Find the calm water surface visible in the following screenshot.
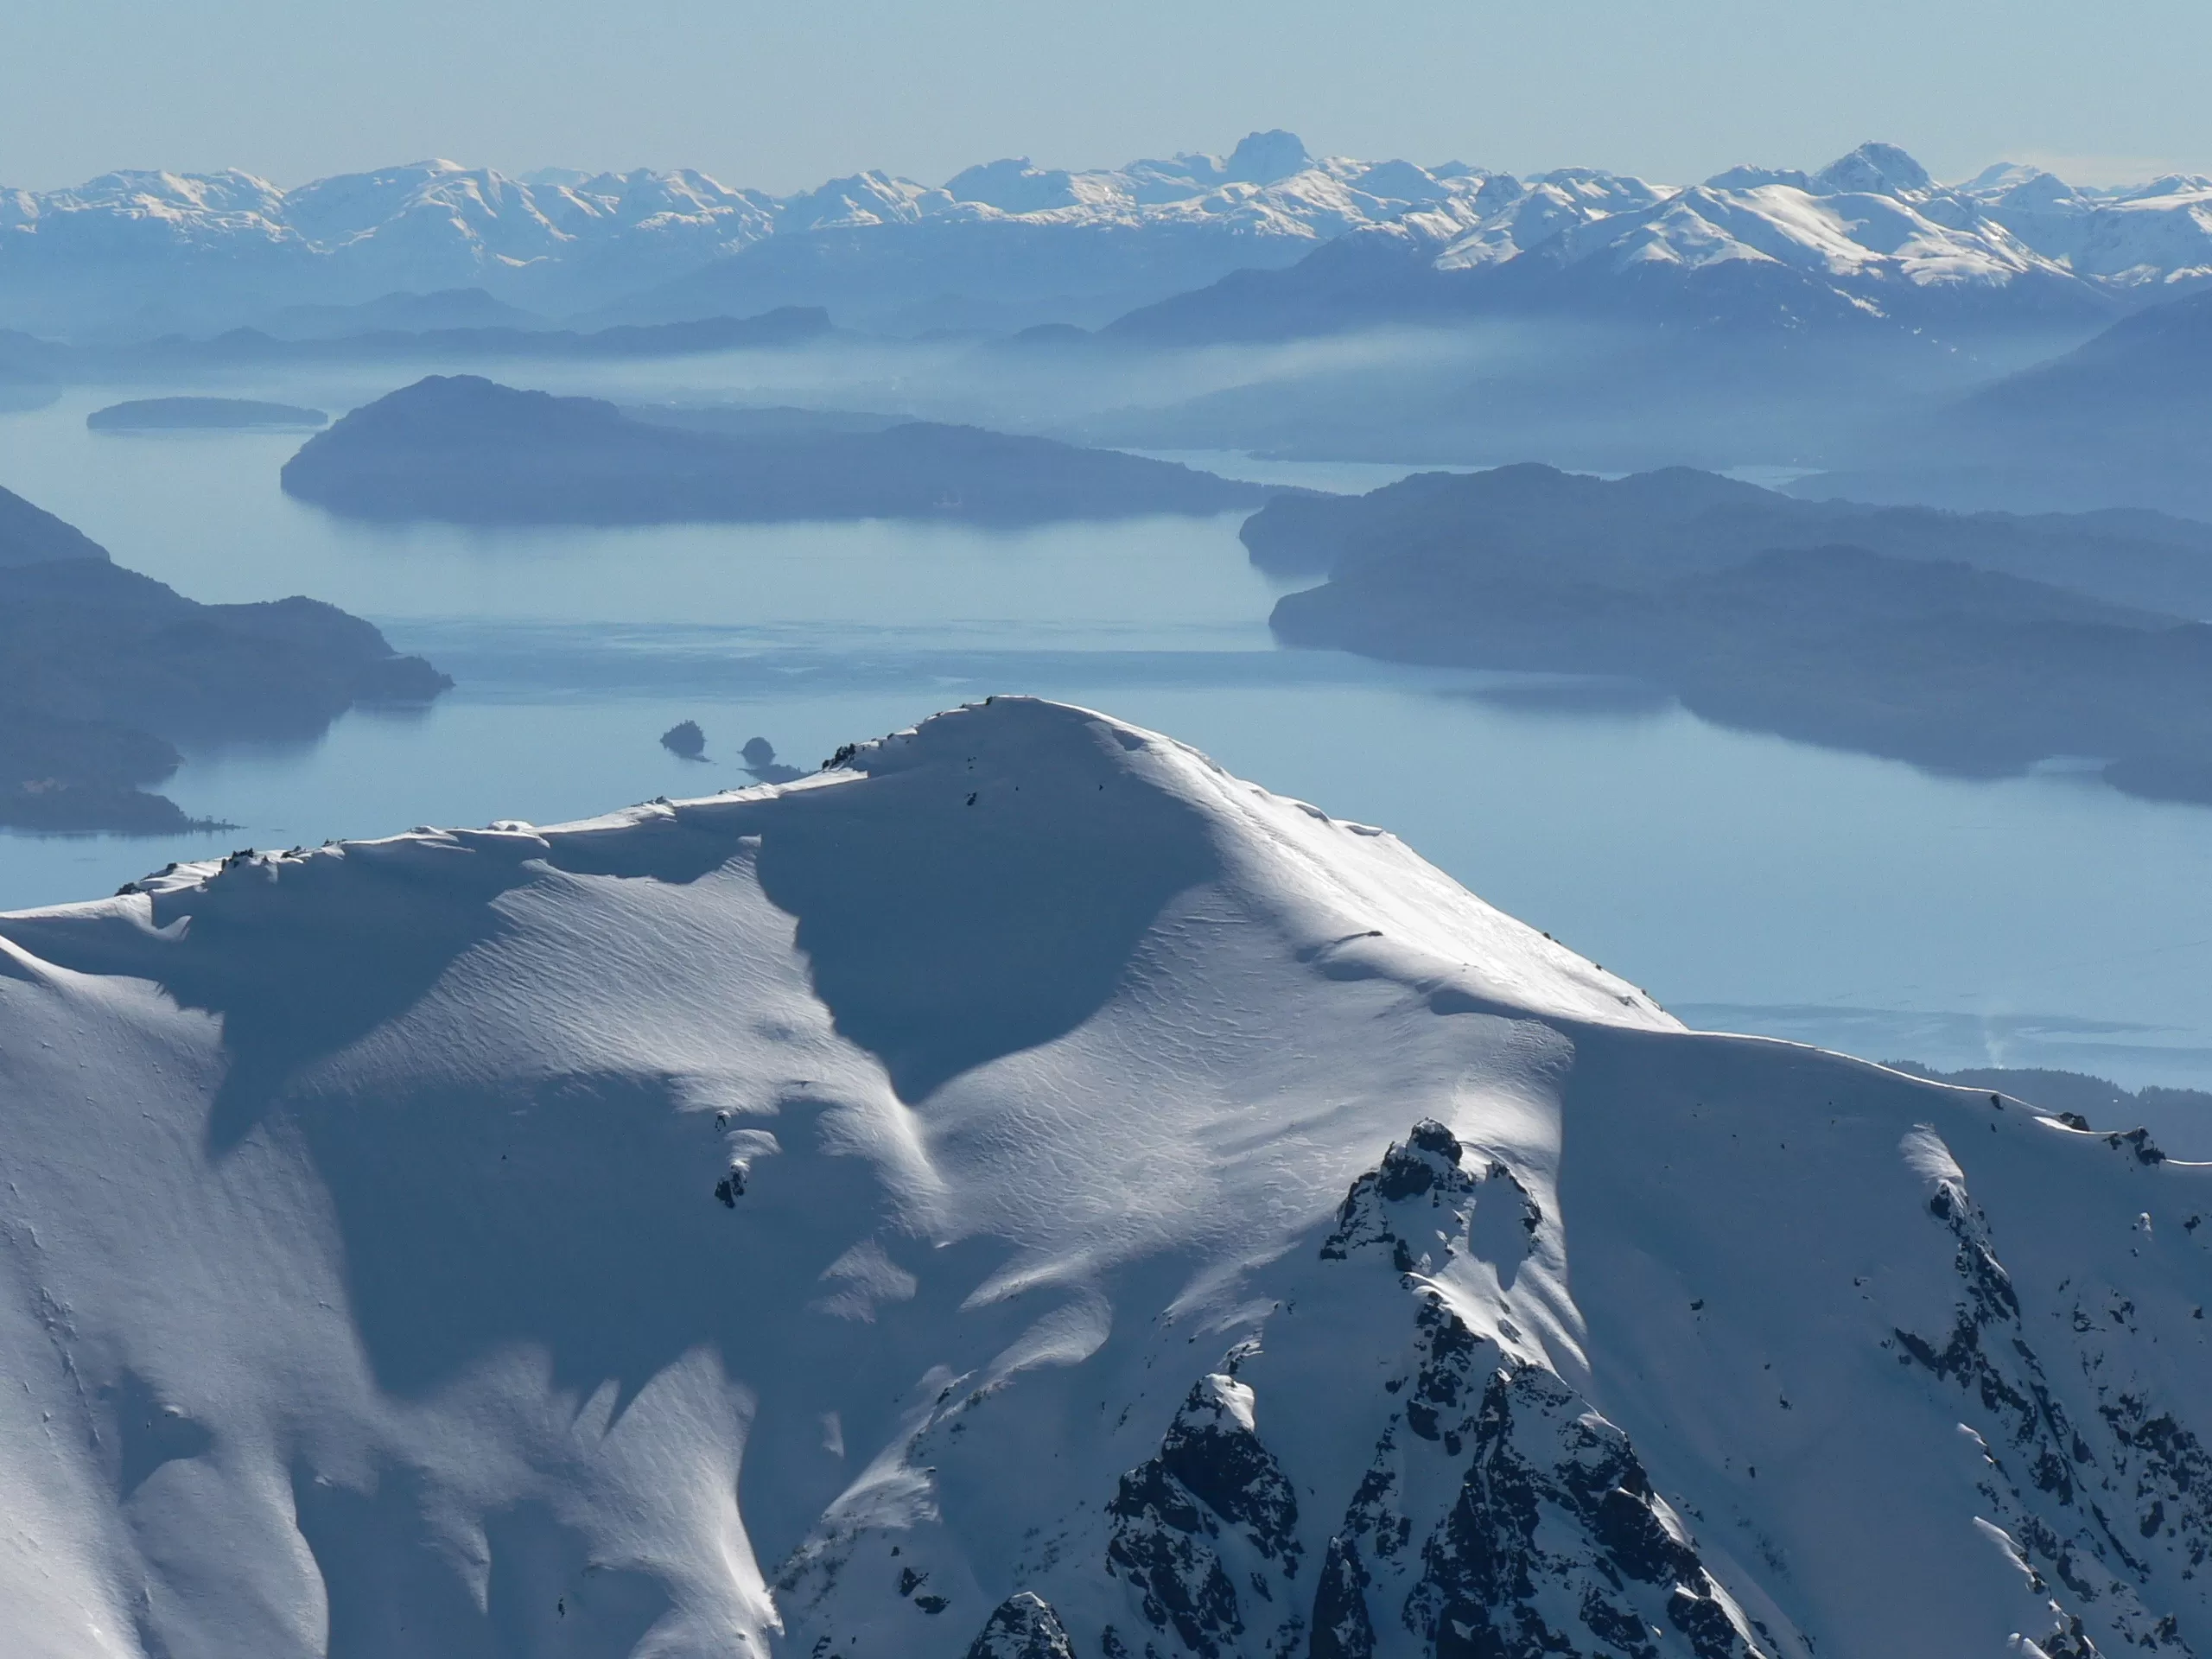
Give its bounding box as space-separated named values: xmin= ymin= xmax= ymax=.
xmin=5 ymin=366 xmax=2212 ymax=1121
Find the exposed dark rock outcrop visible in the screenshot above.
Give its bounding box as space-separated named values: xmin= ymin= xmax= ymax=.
xmin=1307 ymin=1535 xmax=1375 ymax=1659
xmin=1108 ymin=1374 xmax=1302 ymax=1659
xmin=967 ymin=1592 xmax=1081 ymax=1659
xmin=1318 ymin=1126 xmax=1770 ymax=1658
xmin=1321 ymin=1117 xmax=1539 ymax=1284
xmin=1895 ymin=1149 xmax=2200 ymax=1652
xmin=1115 ymin=1124 xmax=1775 ymax=1659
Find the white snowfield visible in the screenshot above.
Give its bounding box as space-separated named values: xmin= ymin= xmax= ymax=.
xmin=1421 ymin=142 xmax=2212 ymax=302
xmin=3 ymin=136 xmax=2207 ymax=319
xmin=1 ymin=698 xmax=2207 ymax=1659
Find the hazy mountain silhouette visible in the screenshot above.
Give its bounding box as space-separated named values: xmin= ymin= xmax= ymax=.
xmin=282 ymin=375 xmax=1278 ymax=526
xmin=0 ymin=487 xmax=448 ymax=832
xmin=1796 ymin=285 xmax=2212 ymax=518
xmin=1259 ymin=464 xmax=2212 ymax=798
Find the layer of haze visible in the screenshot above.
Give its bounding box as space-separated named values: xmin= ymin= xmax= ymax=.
xmin=8 ymin=0 xmax=2211 ymax=192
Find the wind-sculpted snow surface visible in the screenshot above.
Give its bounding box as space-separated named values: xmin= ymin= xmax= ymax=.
xmin=1 ymin=697 xmax=2209 ymax=1659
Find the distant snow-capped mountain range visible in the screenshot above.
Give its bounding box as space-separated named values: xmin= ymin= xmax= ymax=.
xmin=3 ymin=132 xmax=2209 ymax=336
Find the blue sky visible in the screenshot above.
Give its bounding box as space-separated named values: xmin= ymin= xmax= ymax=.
xmin=6 ymin=0 xmax=2209 ymax=191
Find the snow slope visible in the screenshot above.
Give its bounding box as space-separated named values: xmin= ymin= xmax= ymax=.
xmin=0 ymin=135 xmax=1478 ymax=331
xmin=1 ymin=697 xmax=2207 ymax=1659
xmin=1421 ymin=138 xmax=2195 ymax=308
xmin=0 ymin=162 xmax=779 ymax=332
xmin=1113 ymin=142 xmax=2172 ymax=346
xmin=1963 ymin=167 xmax=2212 ymax=292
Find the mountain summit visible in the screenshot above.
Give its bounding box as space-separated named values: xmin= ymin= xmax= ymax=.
xmin=0 ymin=698 xmax=2205 ymax=1658
xmin=1808 ymin=140 xmax=1936 ymax=198
xmin=1220 ymin=129 xmax=1316 ymax=185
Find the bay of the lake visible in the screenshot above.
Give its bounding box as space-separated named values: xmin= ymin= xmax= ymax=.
xmin=7 ymin=365 xmax=2212 ymax=1135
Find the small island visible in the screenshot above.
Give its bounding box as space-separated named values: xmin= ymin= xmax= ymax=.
xmin=279 ymin=374 xmax=1278 ymax=527
xmin=0 ymin=483 xmax=449 ymax=834
xmin=660 ymin=721 xmax=708 ymax=760
xmin=740 ymin=738 xmax=804 ymax=783
xmin=89 ymin=397 xmax=329 ymax=432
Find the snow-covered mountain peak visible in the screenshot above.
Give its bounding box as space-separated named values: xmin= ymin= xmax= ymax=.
xmin=944 ymin=157 xmax=1089 ymax=213
xmin=1961 ymin=160 xmax=2036 ymax=190
xmin=1957 ymin=164 xmax=2212 ymax=284
xmin=1703 ymin=163 xmax=1814 ymax=192
xmin=1974 ymin=167 xmax=2082 ymax=210
xmin=1222 ymin=129 xmax=1316 ymax=186
xmin=778 ymin=169 xmax=947 ymax=231
xmin=783 ymin=696 xmax=1667 ymax=1051
xmin=1421 ymin=144 xmax=2090 ymax=298
xmin=24 ymin=167 xmax=289 ymax=235
xmin=1808 ymin=140 xmax=1936 ymax=199
xmin=4 ymin=697 xmax=2212 ymax=1659
xmin=1708 ymin=145 xmax=1941 ymax=203
xmin=2114 ymin=172 xmax=2212 ymax=200
xmin=1346 ymin=159 xmax=1461 ymax=205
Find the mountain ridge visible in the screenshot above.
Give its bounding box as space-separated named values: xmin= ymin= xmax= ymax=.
xmin=1 ymin=697 xmax=2209 ymax=1658
xmin=1102 ymin=140 xmax=2202 ymax=346
xmin=0 ymin=480 xmax=112 ymax=565
xmin=1786 ymin=284 xmax=2212 ymax=518
xmin=7 ymin=137 xmax=2210 ymax=338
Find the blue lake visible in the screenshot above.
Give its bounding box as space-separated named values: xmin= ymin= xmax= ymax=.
xmin=7 ymin=365 xmax=2212 ymax=1117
